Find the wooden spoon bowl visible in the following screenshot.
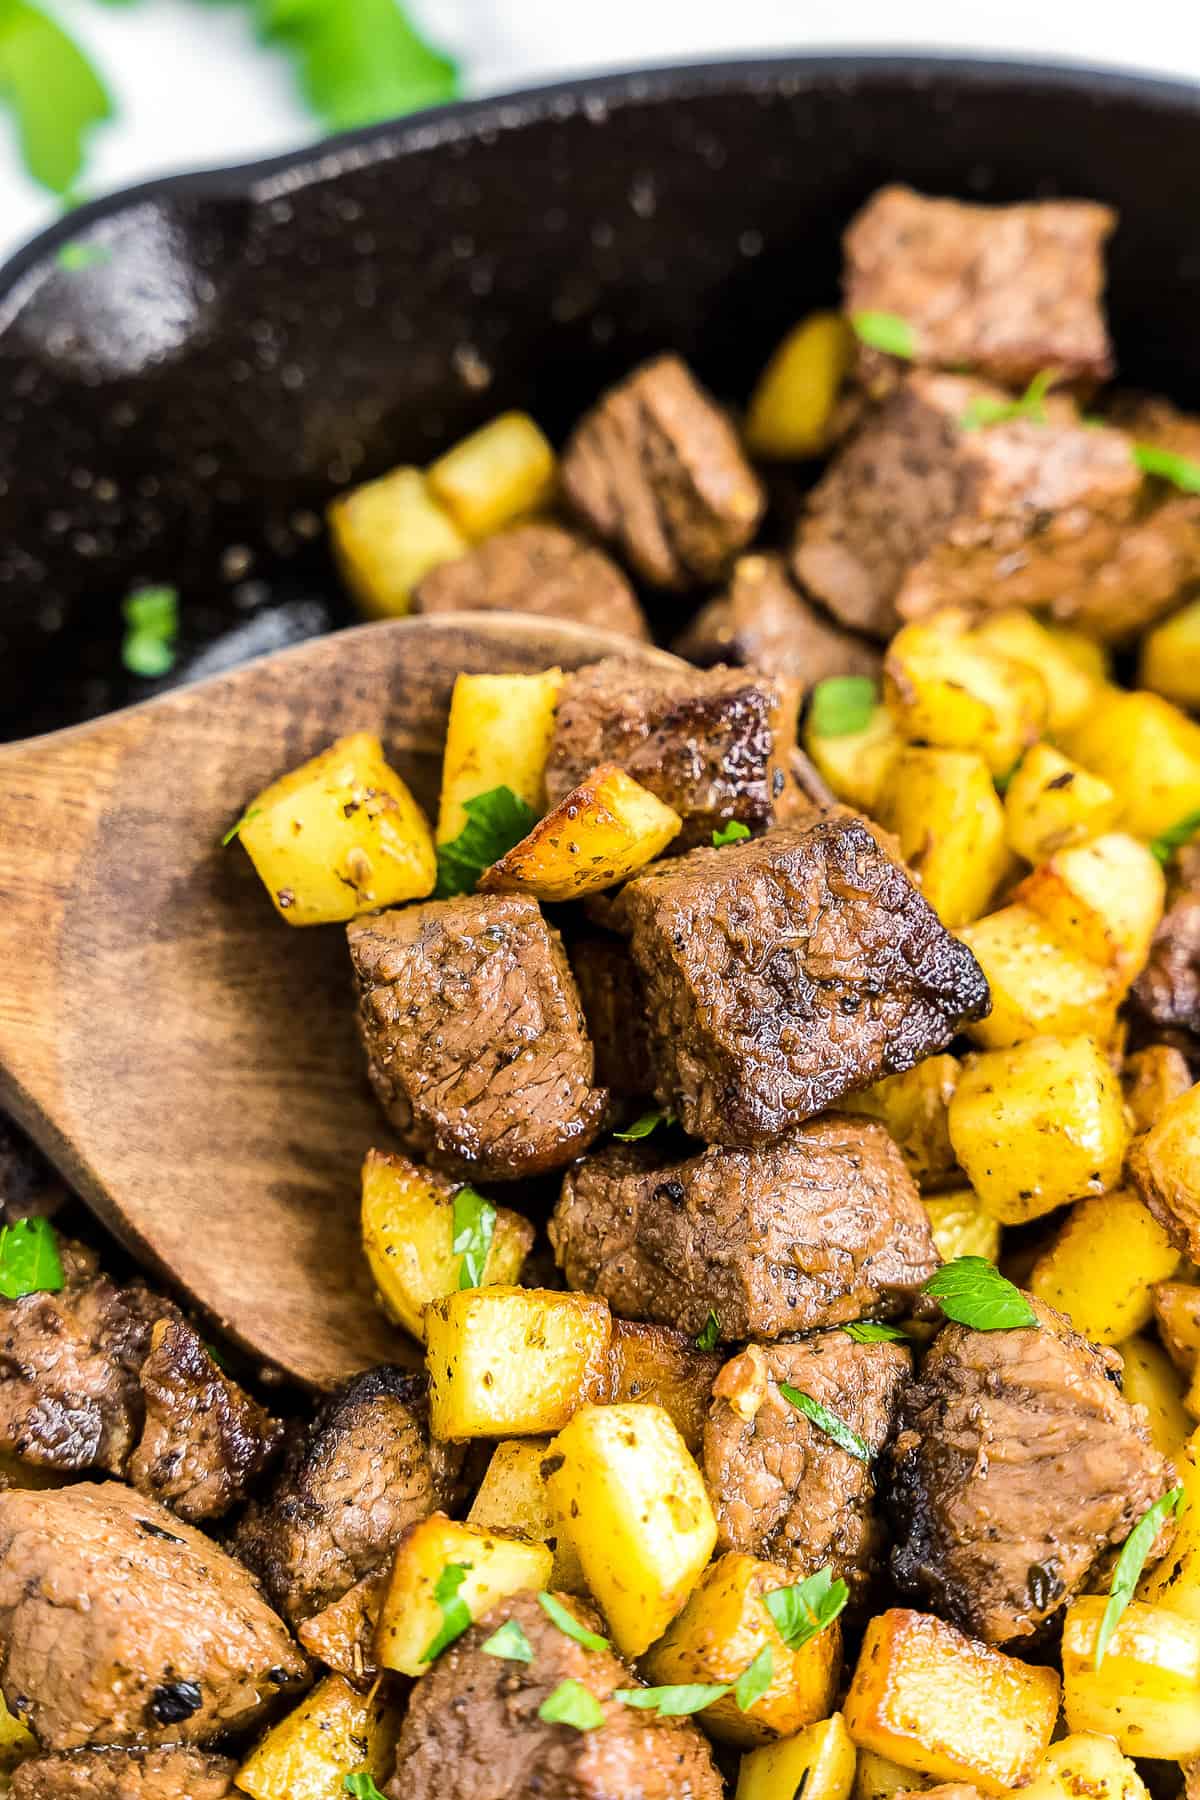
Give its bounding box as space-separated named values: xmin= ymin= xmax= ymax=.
xmin=0 ymin=615 xmax=681 ymax=1388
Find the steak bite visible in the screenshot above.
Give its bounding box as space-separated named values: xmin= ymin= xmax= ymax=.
xmin=609 ymin=818 xmax=989 ymax=1146
xmin=234 ymin=1365 xmax=463 ymax=1625
xmin=0 ymin=1481 xmax=306 ymax=1750
xmin=410 ymin=521 xmax=651 ymax=641
xmin=703 ymin=1333 xmax=910 ymax=1603
xmin=388 ymin=1587 xmax=723 ymax=1800
xmin=844 ymin=186 xmax=1115 ymax=391
xmin=12 ymin=1748 xmax=237 ymax=1799
xmin=348 ymin=894 xmax=607 ymax=1181
xmin=561 ymin=352 xmax=765 ymax=589
xmin=544 ymin=656 xmax=801 ymax=849
xmin=567 ymin=933 xmax=655 ymax=1099
xmin=551 ymin=1117 xmax=939 ymax=1340
xmin=674 ymin=552 xmax=882 ymax=688
xmin=888 ymin=1297 xmax=1176 ymax=1644
xmin=790 ymin=371 xmax=1141 ymax=638
xmin=1132 ymin=843 xmax=1200 ymax=1039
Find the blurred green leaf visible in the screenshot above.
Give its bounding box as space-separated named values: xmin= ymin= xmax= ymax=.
xmin=254 ymin=0 xmax=459 ymax=131
xmin=0 ymin=0 xmax=112 ymax=194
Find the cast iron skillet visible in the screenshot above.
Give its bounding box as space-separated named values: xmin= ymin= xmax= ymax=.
xmin=1 ymin=51 xmax=1199 ymax=739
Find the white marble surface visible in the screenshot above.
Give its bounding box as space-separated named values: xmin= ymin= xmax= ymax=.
xmin=4 ymin=0 xmax=1200 ymax=265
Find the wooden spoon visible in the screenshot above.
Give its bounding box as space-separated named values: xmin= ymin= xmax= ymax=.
xmin=0 ymin=614 xmax=681 ymax=1389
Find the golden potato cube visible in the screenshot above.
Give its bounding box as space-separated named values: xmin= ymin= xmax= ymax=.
xmin=1002 ymin=743 xmax=1119 ymax=863
xmin=803 ymin=697 xmax=900 ymax=814
xmin=436 ymin=668 xmax=562 ymax=844
xmin=1125 ymin=1046 xmax=1195 ymax=1137
xmin=921 ymin=1190 xmax=1001 ymax=1265
xmin=328 ymin=465 xmax=467 ymax=618
xmin=957 ymin=904 xmax=1117 ymax=1050
xmin=1120 ymin=1336 xmax=1193 ymax=1462
xmin=1130 ymin=1083 xmax=1200 ymax=1262
xmin=1043 ymin=623 xmax=1112 ymax=686
xmin=1065 ymin=690 xmax=1200 ymax=840
xmin=466 ymin=1437 xmax=585 ymax=1591
xmin=972 ymin=610 xmax=1100 ymax=736
xmin=736 ymin=1713 xmax=858 ymax=1800
xmin=1029 ymin=1191 xmax=1179 ymax=1344
xmin=360 ymin=1150 xmax=533 ymax=1343
xmin=478 ymin=763 xmax=681 ymax=901
xmin=947 ymin=1035 xmax=1128 ymax=1225
xmin=1139 ymin=1427 xmax=1200 ymax=1618
xmin=545 ymin=1401 xmax=718 ymax=1659
xmin=0 ymin=1689 xmax=35 ymax=1774
xmin=875 ymin=748 xmax=1009 ymax=928
xmin=1017 ymin=1733 xmax=1151 ymax=1800
xmin=884 ymin=621 xmax=1047 ymax=777
xmin=1013 ymin=833 xmax=1165 ymax=990
xmin=374 ymin=1511 xmax=551 ymax=1677
xmin=852 ymin=1749 xmax=926 ymax=1800
xmin=745 ymin=312 xmax=856 ymax=460
xmin=1156 ymin=1283 xmax=1200 ymax=1375
xmin=606 ymin=1319 xmax=724 ymax=1455
xmin=842 ymin=1057 xmax=961 ymax=1191
xmin=643 ymin=1552 xmax=842 ymax=1746
xmin=425 ymin=1286 xmax=611 ymax=1438
xmin=1062 ymin=1596 xmax=1200 ymax=1758
xmin=427 ymin=412 xmax=557 ymax=540
xmin=237 ymin=730 xmax=436 ymax=925
xmin=1140 ymin=598 xmax=1200 ymax=711
xmin=296 ymin=1570 xmax=383 ymax=1684
xmin=236 ymin=1673 xmax=400 ymax=1800
xmin=843 ymin=1608 xmax=1060 ymax=1795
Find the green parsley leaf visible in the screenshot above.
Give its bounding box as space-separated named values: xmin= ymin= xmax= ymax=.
xmin=537 ymin=1677 xmax=605 ymax=1732
xmin=923 ymin=1256 xmax=1037 ymax=1332
xmin=343 ymin=1776 xmax=387 ymax=1800
xmin=613 ymin=1681 xmax=729 ymax=1716
xmin=538 ymin=1591 xmax=609 ymax=1652
xmin=0 ymin=1217 xmax=65 ymax=1300
xmin=841 ymin=1320 xmax=908 ymax=1344
xmin=452 ymin=1185 xmax=496 ymax=1290
xmin=712 ymin=821 xmax=751 ymax=847
xmin=121 ymin=585 xmax=179 ymax=679
xmin=1149 ymin=810 xmax=1200 ymax=867
xmin=734 ymin=1644 xmax=775 ymax=1712
xmin=851 ymin=310 xmax=916 ymax=360
xmin=1134 ymin=443 xmax=1200 ymax=495
xmin=808 ymin=676 xmax=877 ymax=740
xmin=958 ymin=367 xmax=1059 ymax=433
xmin=434 ymin=786 xmax=539 ymax=898
xmin=695 ymin=1309 xmax=721 ymax=1352
xmin=613 ymin=1109 xmax=673 ymax=1143
xmin=763 ymin=1566 xmax=849 ymax=1651
xmin=1095 ymin=1486 xmax=1186 ymax=1669
xmin=481 ymin=1617 xmax=534 ymax=1663
xmin=0 ymin=1 xmax=111 ymax=196
xmin=253 ymin=0 xmax=459 ymax=133
xmin=221 ymin=806 xmax=263 ymax=848
xmin=779 ymin=1384 xmax=870 ymax=1463
xmin=419 ymin=1561 xmax=473 ymax=1663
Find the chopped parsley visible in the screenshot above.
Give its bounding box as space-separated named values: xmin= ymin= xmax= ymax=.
xmin=452 ymin=1186 xmax=495 ymax=1290
xmin=712 ymin=821 xmax=751 ymax=847
xmin=779 ymin=1384 xmax=870 ymax=1463
xmin=0 ymin=1 xmax=111 ymax=196
xmin=613 ymin=1109 xmax=673 ymax=1143
xmin=613 ymin=1681 xmax=729 ymax=1716
xmin=808 ymin=676 xmax=877 ymax=739
xmin=851 ymin=310 xmax=916 ymax=360
xmin=1134 ymin=443 xmax=1200 ymax=494
xmin=958 ymin=367 xmax=1059 ymax=432
xmin=733 ymin=1644 xmax=775 ymax=1712
xmin=434 ymin=786 xmax=538 ymax=898
xmin=537 ymin=1678 xmax=605 ymax=1731
xmin=419 ymin=1561 xmax=473 ymax=1664
xmin=481 ymin=1617 xmax=533 ymax=1663
xmin=256 ymin=0 xmax=459 ymax=133
xmin=0 ymin=1216 xmax=65 ymax=1300
xmin=221 ymin=806 xmax=263 ymax=848
xmin=695 ymin=1309 xmax=721 ymax=1352
xmin=1149 ymin=810 xmax=1200 ymax=867
xmin=538 ymin=1591 xmax=609 ymax=1652
xmin=763 ymin=1566 xmax=849 ymax=1651
xmin=343 ymin=1776 xmax=387 ymax=1800
xmin=923 ymin=1257 xmax=1037 ymax=1331
xmin=1095 ymin=1486 xmax=1186 ymax=1668
xmin=121 ymin=585 xmax=179 ymax=679
xmin=841 ymin=1320 xmax=908 ymax=1344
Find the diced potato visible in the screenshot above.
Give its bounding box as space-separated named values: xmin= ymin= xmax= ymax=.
xmin=606 ymin=1320 xmax=724 ymax=1454
xmin=374 ymin=1511 xmax=551 ymax=1677
xmin=957 ymin=904 xmax=1117 ymax=1050
xmin=425 ymin=1287 xmax=611 ymax=1438
xmin=1156 ymin=1283 xmax=1200 ymax=1375
xmin=328 ymin=465 xmax=467 ymax=618
xmin=478 ymin=763 xmax=681 ymax=901
xmin=1002 ymin=743 xmax=1119 ymax=863
xmin=875 ymin=748 xmax=1009 ymax=928
xmin=1140 ymin=598 xmax=1200 ymax=711
xmin=545 ymin=1401 xmax=717 ymax=1659
xmin=436 ymin=668 xmax=563 ymax=843
xmin=1029 ymin=1191 xmax=1179 ymax=1343
xmin=427 ymin=411 xmax=557 ymax=540
xmin=745 ymin=312 xmax=856 ymax=460
xmin=1124 ymin=1046 xmax=1194 ymax=1136
xmin=1120 ymin=1336 xmax=1193 ymax=1461
xmin=296 ymin=1570 xmax=383 ymax=1684
xmin=1130 ymin=1084 xmax=1200 ymax=1262
xmin=1015 ymin=1733 xmax=1151 ymax=1800
xmin=1139 ymin=1426 xmax=1200 ymax=1618
xmin=843 ymin=1608 xmax=1060 ymax=1795
xmin=237 ymin=731 xmax=436 ymax=925
xmin=736 ymin=1713 xmax=857 ymax=1800
xmin=921 ymin=1189 xmax=1001 ymax=1265
xmin=0 ymin=1690 xmax=34 ymax=1774
xmin=947 ymin=1035 xmax=1128 ymax=1225
xmin=1065 ymin=690 xmax=1200 ymax=840
xmin=884 ymin=619 xmax=1047 ymax=777
xmin=236 ymin=1673 xmax=400 ymax=1800
xmin=1013 ymin=833 xmax=1165 ymax=989
xmin=1061 ymin=1595 xmax=1200 ymax=1758
xmin=852 ymin=1749 xmax=927 ymax=1800
xmin=972 ymin=610 xmax=1100 ymax=736
xmin=1043 ymin=623 xmax=1112 ymax=686
xmin=466 ymin=1437 xmax=585 ymax=1591
xmin=643 ymin=1552 xmax=842 ymax=1746
xmin=360 ymin=1150 xmax=533 ymax=1342
xmin=803 ymin=696 xmax=901 ymax=814
xmin=841 ymin=1057 xmax=961 ymax=1191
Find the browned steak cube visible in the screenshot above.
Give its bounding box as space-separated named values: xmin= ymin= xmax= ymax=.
xmin=674 ymin=552 xmax=882 ymax=687
xmin=545 ymin=656 xmax=801 ymax=849
xmin=0 ymin=1481 xmax=306 ymax=1749
xmin=561 ymin=353 xmax=765 ymax=589
xmin=791 ymin=372 xmax=1141 ymax=637
xmin=845 ymin=185 xmax=1115 ymax=391
xmin=1133 ymin=843 xmax=1200 ymax=1040
xmin=567 ymin=933 xmax=655 ymax=1098
xmin=703 ymin=1332 xmax=910 ymax=1604
xmin=234 ymin=1366 xmax=463 ymax=1624
xmin=609 ymin=819 xmax=989 ymax=1145
xmin=348 ymin=894 xmax=607 ymax=1180
xmin=12 ymin=1748 xmax=237 ymax=1799
xmin=411 ymin=521 xmax=651 ymax=641
xmin=551 ymin=1117 xmax=938 ymax=1340
xmin=388 ymin=1588 xmax=723 ymax=1800
xmin=888 ymin=1297 xmax=1176 ymax=1644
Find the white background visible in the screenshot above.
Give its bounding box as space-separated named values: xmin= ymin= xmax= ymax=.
xmin=4 ymin=0 xmax=1200 ymax=265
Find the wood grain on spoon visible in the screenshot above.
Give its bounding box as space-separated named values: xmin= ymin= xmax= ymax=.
xmin=0 ymin=614 xmax=682 ymax=1389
